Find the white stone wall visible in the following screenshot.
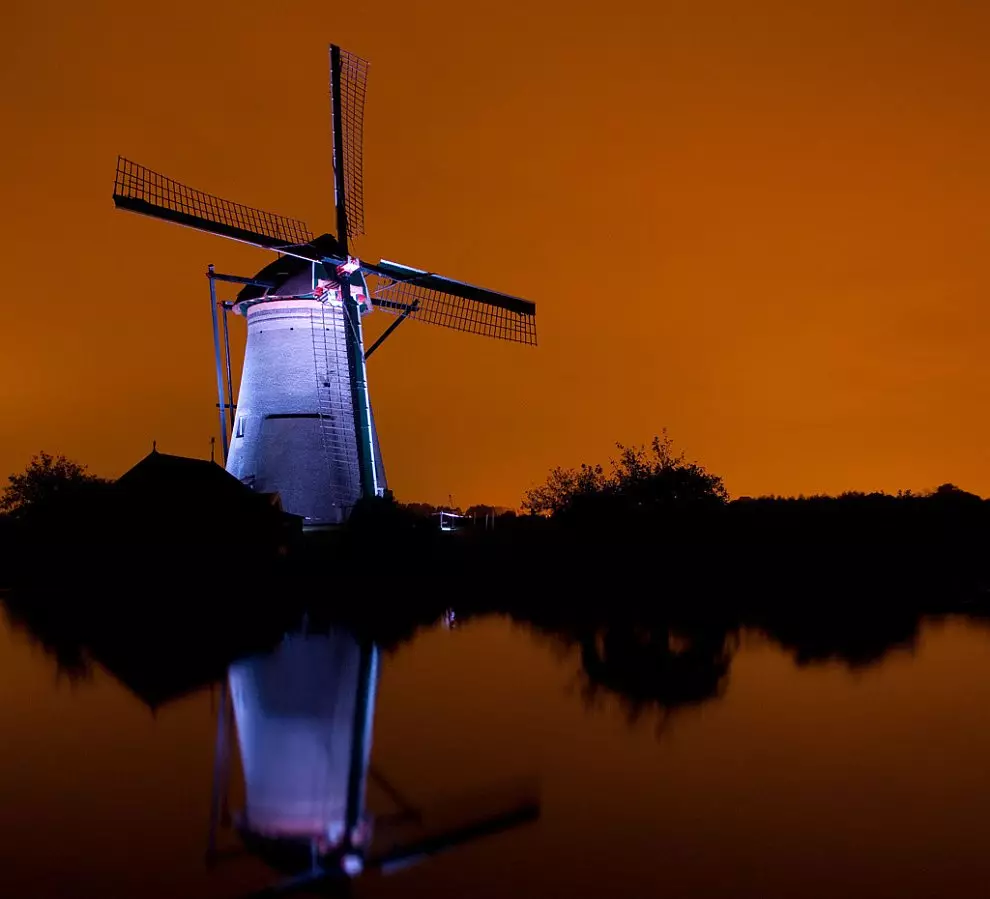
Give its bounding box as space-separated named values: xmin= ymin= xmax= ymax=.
xmin=226 ymin=298 xmax=384 ymax=524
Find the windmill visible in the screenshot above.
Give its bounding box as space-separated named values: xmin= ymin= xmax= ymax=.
xmin=112 ymin=45 xmax=537 ymax=525
xmin=207 ymin=628 xmax=540 ymax=896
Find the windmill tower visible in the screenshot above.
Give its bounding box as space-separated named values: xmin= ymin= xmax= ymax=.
xmin=112 ymin=45 xmax=537 ymax=525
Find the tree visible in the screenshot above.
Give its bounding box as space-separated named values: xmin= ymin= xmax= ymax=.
xmin=521 ymin=462 xmax=608 ymax=517
xmin=399 ymin=501 xmax=439 ymax=519
xmin=465 ymin=504 xmax=517 ymax=519
xmin=0 ymin=452 xmax=106 ymax=518
xmin=522 ymin=431 xmax=727 ymax=518
xmin=611 ymin=433 xmax=728 ymax=508
xmin=931 ymin=482 xmax=983 ymax=503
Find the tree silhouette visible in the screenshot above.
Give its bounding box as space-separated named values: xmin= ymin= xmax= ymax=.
xmin=0 ymin=452 xmax=106 ymax=518
xmin=521 ymin=462 xmax=607 ymax=517
xmin=523 ymin=430 xmax=727 ymax=517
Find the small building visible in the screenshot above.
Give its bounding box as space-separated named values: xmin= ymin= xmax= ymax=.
xmin=112 ymin=449 xmax=301 ymax=565
xmin=431 ymin=510 xmax=469 ymax=532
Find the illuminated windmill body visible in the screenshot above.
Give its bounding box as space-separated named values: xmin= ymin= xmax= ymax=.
xmin=223 ymin=255 xmax=386 ymax=523
xmin=113 ymin=46 xmax=536 ymax=525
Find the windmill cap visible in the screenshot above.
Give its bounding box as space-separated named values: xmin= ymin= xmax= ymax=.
xmin=233 ymin=234 xmax=365 ymax=313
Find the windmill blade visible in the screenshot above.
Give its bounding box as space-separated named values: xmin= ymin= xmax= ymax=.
xmin=112 ymin=157 xmax=314 ymax=255
xmin=364 ymin=259 xmax=537 ymax=346
xmin=242 ymin=867 xmax=349 ymax=899
xmin=367 ymin=776 xmax=540 ymax=873
xmin=330 ymin=46 xmax=369 ymax=240
xmin=373 ymin=802 xmax=539 ymax=874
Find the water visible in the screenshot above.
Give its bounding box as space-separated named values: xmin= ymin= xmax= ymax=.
xmin=2 ymin=609 xmax=989 ymax=899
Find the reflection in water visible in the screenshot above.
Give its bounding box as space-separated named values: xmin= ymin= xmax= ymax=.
xmin=528 ymin=620 xmax=736 ymax=730
xmin=216 ymin=631 xmax=377 ymax=880
xmin=527 ymin=606 xmax=942 ymax=734
xmin=2 ymin=600 xmax=990 ymax=899
xmin=211 ymin=628 xmax=539 ymax=896
xmin=0 ymin=595 xmax=94 ymax=682
xmin=760 ymin=610 xmax=922 ymax=668
xmin=1 ymin=587 xmax=959 ymax=741
xmin=578 ymin=625 xmax=736 ymax=727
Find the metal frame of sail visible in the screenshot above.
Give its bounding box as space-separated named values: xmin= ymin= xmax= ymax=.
xmin=331 ymin=44 xmax=378 ymax=502
xmin=112 ymin=159 xmax=536 ymax=344
xmin=112 ymin=157 xmax=313 ymax=253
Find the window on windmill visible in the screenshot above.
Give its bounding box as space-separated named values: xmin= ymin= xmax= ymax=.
xmin=235 ymin=417 xmax=245 ymax=438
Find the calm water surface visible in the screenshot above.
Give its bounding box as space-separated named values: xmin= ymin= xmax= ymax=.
xmin=1 ymin=611 xmax=989 ymax=898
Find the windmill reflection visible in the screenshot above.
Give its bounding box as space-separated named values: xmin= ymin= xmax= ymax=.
xmin=210 ymin=628 xmax=538 ymax=897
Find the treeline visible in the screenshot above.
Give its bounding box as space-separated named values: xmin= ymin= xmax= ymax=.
xmin=3 ymin=439 xmax=988 ymax=734
xmin=3 ymin=441 xmax=990 ymax=606
xmin=396 ymin=502 xmax=518 ymax=522
xmin=326 ymin=447 xmax=990 ymax=625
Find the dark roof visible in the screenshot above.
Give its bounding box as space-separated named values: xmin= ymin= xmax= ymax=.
xmin=115 ymin=450 xmax=298 ymax=522
xmin=117 ymin=450 xmax=249 ymax=496
xmin=237 ymin=233 xmax=345 ymax=303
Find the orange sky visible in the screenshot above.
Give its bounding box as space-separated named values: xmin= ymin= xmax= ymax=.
xmin=2 ymin=0 xmax=990 ymax=507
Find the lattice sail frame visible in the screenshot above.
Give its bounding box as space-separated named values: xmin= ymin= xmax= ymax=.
xmin=331 ymin=48 xmax=370 ymax=239
xmin=368 ymin=275 xmax=538 ymax=346
xmin=113 ymin=157 xmax=313 ymax=249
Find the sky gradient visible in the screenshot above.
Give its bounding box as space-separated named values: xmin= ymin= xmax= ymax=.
xmin=2 ymin=0 xmax=989 ymax=507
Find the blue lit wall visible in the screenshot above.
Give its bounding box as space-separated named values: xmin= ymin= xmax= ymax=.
xmin=226 ymin=290 xmax=385 ymax=524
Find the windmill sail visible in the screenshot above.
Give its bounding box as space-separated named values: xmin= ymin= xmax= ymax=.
xmin=113 ymin=157 xmax=314 ymax=253
xmin=330 ymin=47 xmax=370 ymax=239
xmin=368 ymin=778 xmax=540 ymax=873
xmin=366 ymin=260 xmax=537 ymax=345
